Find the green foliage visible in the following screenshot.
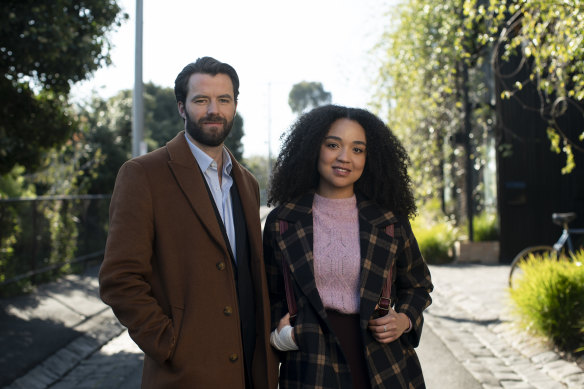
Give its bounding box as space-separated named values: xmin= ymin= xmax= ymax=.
xmin=373 ymin=0 xmax=495 ymax=213
xmin=0 ymin=168 xmax=29 ymax=285
xmin=0 ymin=166 xmax=34 ymax=198
xmin=411 ymin=199 xmax=460 ymax=264
xmin=225 ymin=112 xmax=245 ymax=161
xmin=472 ymin=211 xmax=499 ymax=241
xmin=78 ymin=86 xmax=164 ymax=193
xmin=288 ymin=81 xmax=332 ymax=114
xmin=0 ymin=128 xmax=108 ymax=295
xmin=0 ymin=0 xmax=127 ymax=174
xmin=465 ymin=0 xmax=584 ymax=173
xmin=143 ymin=83 xmax=184 ymax=150
xmin=0 ymin=81 xmax=75 ymax=173
xmin=0 ymin=195 xmax=110 ymax=297
xmin=1 ymin=0 xmax=127 ymax=91
xmin=31 ymin=136 xmax=103 ymax=265
xmin=509 ymin=252 xmax=584 ymax=354
xmin=243 ymin=155 xmax=274 ymax=205
xmin=76 ymin=92 xmax=131 ymax=194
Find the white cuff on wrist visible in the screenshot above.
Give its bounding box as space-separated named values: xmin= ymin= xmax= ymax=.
xmin=270 ymin=325 xmax=299 ymax=351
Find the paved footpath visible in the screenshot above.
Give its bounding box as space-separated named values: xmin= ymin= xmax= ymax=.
xmin=2 ymin=261 xmax=583 ymax=388
xmin=424 ymin=264 xmax=584 ymax=389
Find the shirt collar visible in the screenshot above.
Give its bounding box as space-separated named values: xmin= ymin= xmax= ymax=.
xmin=185 ymin=132 xmax=232 ymax=175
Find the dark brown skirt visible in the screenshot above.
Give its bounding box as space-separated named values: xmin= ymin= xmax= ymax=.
xmin=326 ymin=309 xmax=372 ymax=389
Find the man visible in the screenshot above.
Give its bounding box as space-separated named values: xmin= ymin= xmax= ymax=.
xmin=99 ymin=57 xmax=278 ymax=388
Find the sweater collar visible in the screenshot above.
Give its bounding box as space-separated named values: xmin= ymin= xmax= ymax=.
xmin=276 ymin=190 xmax=399 ymax=227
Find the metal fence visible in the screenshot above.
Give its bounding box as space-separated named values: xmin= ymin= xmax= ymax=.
xmin=0 ymin=194 xmax=111 ymax=288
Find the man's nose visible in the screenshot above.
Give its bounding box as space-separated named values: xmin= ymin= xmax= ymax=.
xmin=207 ymin=100 xmax=218 ymax=114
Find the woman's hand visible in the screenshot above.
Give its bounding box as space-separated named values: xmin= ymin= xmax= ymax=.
xmin=270 ymin=312 xmax=298 ymax=351
xmin=277 ymin=312 xmax=295 ymax=342
xmin=368 ymin=307 xmax=410 ymax=343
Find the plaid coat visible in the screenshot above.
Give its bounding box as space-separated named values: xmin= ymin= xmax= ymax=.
xmin=263 ymin=192 xmax=433 ymax=389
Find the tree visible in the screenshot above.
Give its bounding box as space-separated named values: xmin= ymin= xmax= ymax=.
xmin=77 ymin=90 xmax=133 ymax=194
xmin=288 ymin=81 xmax=332 ymax=114
xmin=0 ymin=0 xmax=127 ymax=174
xmin=374 ymin=0 xmax=495 ymax=225
xmin=226 ymin=112 xmax=245 ymax=161
xmin=465 ymin=0 xmax=584 ymax=173
xmin=144 ymin=83 xmax=184 ymax=149
xmin=242 ymin=155 xmax=271 ymax=205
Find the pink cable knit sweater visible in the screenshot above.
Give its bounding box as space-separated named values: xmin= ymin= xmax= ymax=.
xmin=313 ymin=193 xmax=361 ymax=314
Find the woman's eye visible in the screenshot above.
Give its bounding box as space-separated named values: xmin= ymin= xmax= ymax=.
xmin=326 ymin=143 xmax=339 ymax=149
xmin=353 ymin=147 xmax=365 ymax=153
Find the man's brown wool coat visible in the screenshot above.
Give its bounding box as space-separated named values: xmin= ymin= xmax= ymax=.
xmin=99 ymin=132 xmax=278 ymax=388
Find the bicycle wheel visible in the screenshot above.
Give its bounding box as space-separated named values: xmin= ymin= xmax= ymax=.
xmin=508 ymin=246 xmax=554 ymax=288
xmin=572 ymin=233 xmax=584 ymax=257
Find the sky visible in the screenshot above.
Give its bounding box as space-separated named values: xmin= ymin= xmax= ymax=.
xmin=71 ymin=0 xmax=397 ymax=158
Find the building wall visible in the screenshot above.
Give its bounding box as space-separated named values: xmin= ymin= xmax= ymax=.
xmin=495 ymin=55 xmax=584 ymax=262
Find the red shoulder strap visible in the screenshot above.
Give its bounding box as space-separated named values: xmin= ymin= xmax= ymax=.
xmin=377 ymin=225 xmax=395 ymax=314
xmin=279 ymin=220 xmax=297 ymax=324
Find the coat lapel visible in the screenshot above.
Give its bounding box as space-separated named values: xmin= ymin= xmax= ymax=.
xmin=229 ymin=157 xmax=262 ymax=263
xmin=165 ymin=132 xmax=230 ymax=258
xmin=356 ymin=195 xmax=399 ymax=326
xmin=276 ymin=193 xmax=328 ymax=320
xmin=275 ymin=193 xmax=400 ymax=326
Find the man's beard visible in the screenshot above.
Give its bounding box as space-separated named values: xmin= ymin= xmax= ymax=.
xmin=185 ymin=111 xmax=233 ymax=147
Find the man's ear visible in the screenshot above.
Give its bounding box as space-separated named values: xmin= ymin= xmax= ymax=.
xmin=177 ymin=101 xmax=186 ymax=120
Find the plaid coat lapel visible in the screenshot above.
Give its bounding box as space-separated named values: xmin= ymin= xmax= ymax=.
xmin=275 ymin=192 xmax=328 ymax=321
xmin=356 ymin=196 xmax=399 ymax=327
xmin=274 ymin=193 xmax=402 ymax=326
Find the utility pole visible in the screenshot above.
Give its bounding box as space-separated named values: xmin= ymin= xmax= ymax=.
xmin=267 ymin=82 xmax=272 ymax=179
xmin=132 ymin=0 xmax=145 ymax=157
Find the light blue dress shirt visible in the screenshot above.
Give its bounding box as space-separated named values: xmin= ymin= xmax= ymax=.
xmin=185 ymin=133 xmax=237 ymax=262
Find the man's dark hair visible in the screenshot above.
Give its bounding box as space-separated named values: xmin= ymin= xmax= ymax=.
xmin=174 ymin=56 xmax=240 ymax=105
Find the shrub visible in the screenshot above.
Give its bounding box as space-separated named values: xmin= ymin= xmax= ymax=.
xmin=473 ymin=212 xmax=499 ymax=241
xmin=411 ymin=199 xmax=460 ymax=264
xmin=509 ymin=251 xmax=584 ymax=354
xmin=413 ymin=223 xmax=458 ymax=264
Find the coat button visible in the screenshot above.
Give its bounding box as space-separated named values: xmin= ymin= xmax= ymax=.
xmin=223 ymin=306 xmax=233 ymax=316
xmin=229 ymin=353 xmax=238 ymax=362
xmin=216 ymin=261 xmax=225 ymax=270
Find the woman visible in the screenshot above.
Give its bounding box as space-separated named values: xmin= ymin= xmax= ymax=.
xmin=263 ymin=105 xmax=433 ymax=389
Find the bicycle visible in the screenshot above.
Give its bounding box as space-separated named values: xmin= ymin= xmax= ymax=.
xmin=508 ymin=212 xmax=584 ymax=288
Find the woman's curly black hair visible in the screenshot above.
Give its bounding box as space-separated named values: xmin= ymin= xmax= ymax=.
xmin=268 ymin=104 xmax=417 ymax=218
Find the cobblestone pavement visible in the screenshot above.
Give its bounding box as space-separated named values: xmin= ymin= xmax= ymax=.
xmin=425 ymin=264 xmax=584 ymax=389
xmin=2 ymin=260 xmax=583 ymax=388
xmin=50 ymin=331 xmax=142 ymax=389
